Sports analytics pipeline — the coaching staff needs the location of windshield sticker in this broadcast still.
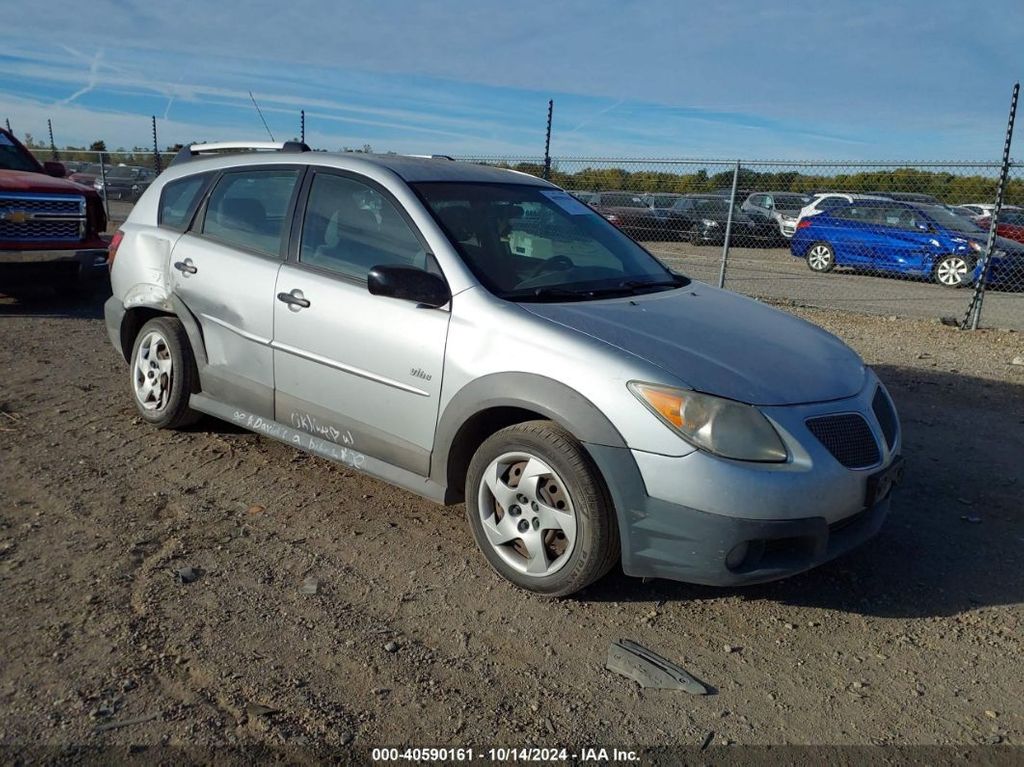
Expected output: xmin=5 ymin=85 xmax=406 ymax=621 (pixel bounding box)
xmin=540 ymin=190 xmax=593 ymax=216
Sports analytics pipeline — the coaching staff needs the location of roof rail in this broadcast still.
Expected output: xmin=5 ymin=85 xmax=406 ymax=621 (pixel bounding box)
xmin=404 ymin=154 xmax=456 ymax=161
xmin=171 ymin=140 xmax=311 ymax=166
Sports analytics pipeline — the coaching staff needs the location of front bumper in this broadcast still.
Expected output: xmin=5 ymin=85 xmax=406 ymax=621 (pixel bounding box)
xmin=586 ymin=375 xmax=902 ymax=587
xmin=0 ymin=247 xmax=108 ymax=284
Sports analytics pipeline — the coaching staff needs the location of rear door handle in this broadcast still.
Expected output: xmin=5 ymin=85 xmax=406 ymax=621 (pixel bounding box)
xmin=277 ymin=289 xmax=311 ymax=310
xmin=173 ymin=259 xmax=197 ymax=275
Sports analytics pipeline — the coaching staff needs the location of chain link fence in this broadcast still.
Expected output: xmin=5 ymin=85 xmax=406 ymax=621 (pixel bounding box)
xmin=457 ymin=156 xmax=1024 ymax=330
xmin=22 ymin=147 xmax=1022 ymax=329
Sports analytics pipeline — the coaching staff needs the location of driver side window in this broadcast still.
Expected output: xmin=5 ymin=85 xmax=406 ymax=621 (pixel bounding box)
xmin=299 ymin=173 xmax=426 ymax=280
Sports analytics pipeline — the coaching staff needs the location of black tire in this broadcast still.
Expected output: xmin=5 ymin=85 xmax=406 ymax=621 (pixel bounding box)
xmin=805 ymin=241 xmax=836 ymax=273
xmin=128 ymin=316 xmax=202 ymax=429
xmin=465 ymin=421 xmax=619 ymax=597
xmin=933 ymin=254 xmax=972 ymax=288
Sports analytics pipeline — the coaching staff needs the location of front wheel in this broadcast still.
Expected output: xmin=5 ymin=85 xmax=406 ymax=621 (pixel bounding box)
xmin=806 ymin=242 xmax=836 ymax=273
xmin=465 ymin=421 xmax=619 ymax=597
xmin=129 ymin=316 xmax=202 ymax=429
xmin=934 ymin=254 xmax=972 ymax=288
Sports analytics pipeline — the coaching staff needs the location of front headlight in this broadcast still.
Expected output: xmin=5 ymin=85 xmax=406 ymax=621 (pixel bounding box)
xmin=968 ymin=241 xmax=983 ymax=253
xmin=629 ymin=382 xmax=787 ymax=462
xmin=702 ymin=219 xmax=719 ymax=227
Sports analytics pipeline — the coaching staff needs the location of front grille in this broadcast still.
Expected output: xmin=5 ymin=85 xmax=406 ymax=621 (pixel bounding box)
xmin=0 ymin=196 xmax=84 ymax=216
xmin=0 ymin=219 xmax=82 ymax=240
xmin=0 ymin=193 xmax=86 ymax=242
xmin=806 ymin=413 xmax=880 ymax=469
xmin=872 ymin=388 xmax=898 ymax=449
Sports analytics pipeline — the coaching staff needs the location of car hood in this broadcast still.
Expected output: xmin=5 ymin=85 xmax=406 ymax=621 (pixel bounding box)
xmin=0 ymin=169 xmax=93 ymax=195
xmin=521 ymin=284 xmax=866 ymax=406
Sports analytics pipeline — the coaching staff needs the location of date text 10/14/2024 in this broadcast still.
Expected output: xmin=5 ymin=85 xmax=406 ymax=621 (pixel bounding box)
xmin=371 ymin=747 xmax=640 ymax=763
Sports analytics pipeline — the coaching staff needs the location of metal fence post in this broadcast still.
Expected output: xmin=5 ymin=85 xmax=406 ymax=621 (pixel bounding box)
xmin=717 ymin=160 xmax=741 ymax=288
xmin=152 ymin=115 xmax=162 ymax=174
xmin=99 ymin=151 xmax=110 ymax=223
xmin=47 ymin=118 xmax=58 ymax=160
xmin=543 ymin=100 xmax=554 ymax=181
xmin=963 ymin=82 xmax=1018 ymax=330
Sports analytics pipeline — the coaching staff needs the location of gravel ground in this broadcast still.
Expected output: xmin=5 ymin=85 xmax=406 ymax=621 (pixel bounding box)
xmin=0 ymin=286 xmax=1022 ymax=758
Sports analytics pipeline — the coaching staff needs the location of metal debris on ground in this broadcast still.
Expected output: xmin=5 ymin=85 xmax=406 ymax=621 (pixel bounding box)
xmin=244 ymin=702 xmax=278 ymax=718
xmin=174 ymin=566 xmax=199 ymax=583
xmin=605 ymin=639 xmax=709 ymax=694
xmin=300 ymin=577 xmax=320 ymax=595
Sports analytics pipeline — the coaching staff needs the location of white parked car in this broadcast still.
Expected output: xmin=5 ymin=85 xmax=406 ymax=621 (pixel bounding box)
xmin=797 ymin=193 xmax=888 ymax=225
xmin=951 ymin=203 xmax=1022 ymax=221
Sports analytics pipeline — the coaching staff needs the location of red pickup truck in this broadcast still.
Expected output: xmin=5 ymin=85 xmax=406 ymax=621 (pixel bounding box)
xmin=0 ymin=128 xmax=108 ymax=293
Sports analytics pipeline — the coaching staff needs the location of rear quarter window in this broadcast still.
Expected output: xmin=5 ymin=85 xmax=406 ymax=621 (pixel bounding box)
xmin=159 ymin=175 xmax=211 ymax=230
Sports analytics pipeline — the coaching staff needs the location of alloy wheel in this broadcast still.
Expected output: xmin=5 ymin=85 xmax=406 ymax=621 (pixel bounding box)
xmin=807 ymin=244 xmax=834 ymax=271
xmin=936 ymin=256 xmax=969 ymax=287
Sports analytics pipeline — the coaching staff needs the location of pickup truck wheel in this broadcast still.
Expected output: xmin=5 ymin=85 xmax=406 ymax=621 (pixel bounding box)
xmin=129 ymin=317 xmax=201 ymax=429
xmin=465 ymin=421 xmax=619 ymax=597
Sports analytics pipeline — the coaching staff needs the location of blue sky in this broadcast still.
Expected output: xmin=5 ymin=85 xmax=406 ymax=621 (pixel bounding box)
xmin=0 ymin=1 xmax=1020 ymax=160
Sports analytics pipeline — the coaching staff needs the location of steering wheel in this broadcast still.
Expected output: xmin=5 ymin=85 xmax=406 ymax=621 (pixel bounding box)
xmin=527 ymin=255 xmax=574 ymax=279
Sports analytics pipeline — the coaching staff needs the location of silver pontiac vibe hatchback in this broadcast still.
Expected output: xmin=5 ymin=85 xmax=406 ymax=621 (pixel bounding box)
xmin=104 ymin=142 xmax=903 ymax=597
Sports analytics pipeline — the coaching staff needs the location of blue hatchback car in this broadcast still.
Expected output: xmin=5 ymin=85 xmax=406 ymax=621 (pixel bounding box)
xmin=790 ymin=200 xmax=1024 ymax=288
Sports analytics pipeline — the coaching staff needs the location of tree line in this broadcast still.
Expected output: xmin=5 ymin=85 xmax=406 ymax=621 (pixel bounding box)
xmin=504 ymin=162 xmax=1022 ymax=206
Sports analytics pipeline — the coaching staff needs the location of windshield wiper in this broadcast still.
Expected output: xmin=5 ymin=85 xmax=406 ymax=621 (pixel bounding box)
xmin=512 ymin=275 xmax=689 ymax=303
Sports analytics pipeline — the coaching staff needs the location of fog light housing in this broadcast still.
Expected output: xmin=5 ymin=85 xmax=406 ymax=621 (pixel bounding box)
xmin=725 ymin=542 xmax=749 ymax=570
xmin=725 ymin=540 xmax=766 ymax=572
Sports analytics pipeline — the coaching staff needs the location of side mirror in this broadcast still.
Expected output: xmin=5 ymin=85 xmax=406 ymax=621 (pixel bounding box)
xmin=43 ymin=161 xmax=67 ymax=178
xmin=367 ymin=265 xmax=449 ymax=308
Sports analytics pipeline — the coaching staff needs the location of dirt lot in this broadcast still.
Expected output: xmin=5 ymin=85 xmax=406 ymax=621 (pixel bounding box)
xmin=1 ymin=285 xmax=1023 ymax=757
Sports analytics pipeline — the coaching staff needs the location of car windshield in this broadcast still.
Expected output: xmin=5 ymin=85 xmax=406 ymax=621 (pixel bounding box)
xmin=774 ymin=195 xmax=809 ymax=210
xmin=413 ymin=182 xmax=685 ymax=302
xmin=918 ymin=204 xmax=985 ymax=234
xmin=650 ymin=195 xmax=679 ymax=208
xmin=695 ymin=200 xmax=731 ymax=215
xmin=107 ymin=167 xmax=139 ymax=179
xmin=0 ymin=134 xmax=41 ymax=173
xmin=602 ymin=193 xmax=647 ymax=208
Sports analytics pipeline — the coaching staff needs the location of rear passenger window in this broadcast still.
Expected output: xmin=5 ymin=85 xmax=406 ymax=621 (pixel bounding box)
xmin=159 ymin=175 xmax=208 ymax=230
xmin=299 ymin=173 xmax=426 ymax=280
xmin=202 ymin=169 xmax=299 ymax=256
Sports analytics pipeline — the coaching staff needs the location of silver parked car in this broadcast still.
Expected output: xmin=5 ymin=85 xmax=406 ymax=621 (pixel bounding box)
xmin=742 ymin=191 xmax=812 ymax=239
xmin=104 ymin=141 xmax=903 ymax=597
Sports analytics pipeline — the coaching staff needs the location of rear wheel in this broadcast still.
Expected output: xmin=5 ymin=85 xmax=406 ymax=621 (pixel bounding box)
xmin=806 ymin=242 xmax=836 ymax=273
xmin=465 ymin=421 xmax=619 ymax=597
xmin=934 ymin=254 xmax=971 ymax=288
xmin=129 ymin=316 xmax=202 ymax=429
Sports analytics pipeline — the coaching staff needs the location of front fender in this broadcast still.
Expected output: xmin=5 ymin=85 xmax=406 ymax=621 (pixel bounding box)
xmin=430 ymin=372 xmax=627 ymax=500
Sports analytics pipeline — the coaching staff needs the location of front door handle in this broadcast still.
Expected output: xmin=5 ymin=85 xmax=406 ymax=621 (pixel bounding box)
xmin=173 ymin=258 xmax=197 ymax=275
xmin=277 ymin=289 xmax=311 ymax=310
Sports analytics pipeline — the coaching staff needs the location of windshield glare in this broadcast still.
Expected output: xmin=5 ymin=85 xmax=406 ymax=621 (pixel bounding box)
xmin=413 ymin=182 xmax=682 ymax=301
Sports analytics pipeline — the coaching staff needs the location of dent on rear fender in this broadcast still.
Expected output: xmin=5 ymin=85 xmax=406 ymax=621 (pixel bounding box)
xmin=117 ymin=232 xmax=174 ymax=310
